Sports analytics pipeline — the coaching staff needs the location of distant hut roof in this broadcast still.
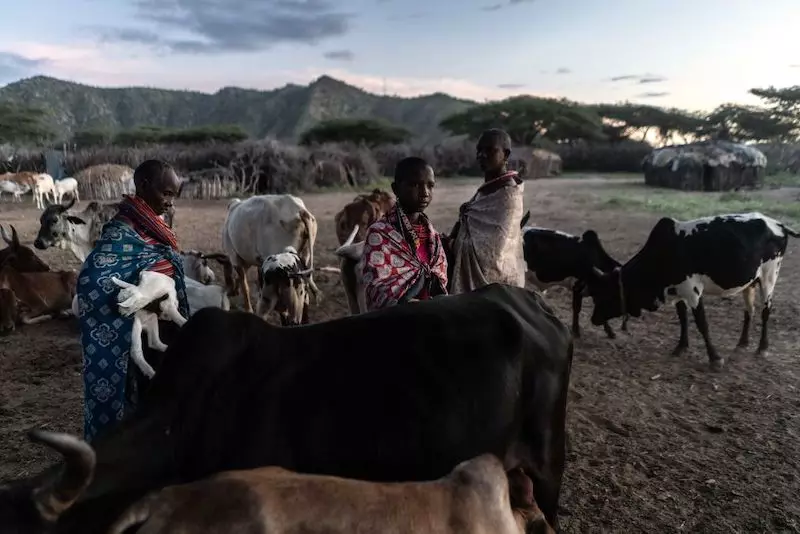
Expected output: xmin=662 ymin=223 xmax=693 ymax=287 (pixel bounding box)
xmin=644 ymin=140 xmax=767 ymax=172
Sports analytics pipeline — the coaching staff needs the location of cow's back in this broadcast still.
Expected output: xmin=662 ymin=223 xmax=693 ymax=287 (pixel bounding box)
xmin=222 ymin=195 xmax=308 ymax=264
xmin=143 ymin=284 xmax=571 ymax=480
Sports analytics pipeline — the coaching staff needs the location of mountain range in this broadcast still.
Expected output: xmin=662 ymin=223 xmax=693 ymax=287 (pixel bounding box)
xmin=0 ymin=75 xmax=476 ymax=143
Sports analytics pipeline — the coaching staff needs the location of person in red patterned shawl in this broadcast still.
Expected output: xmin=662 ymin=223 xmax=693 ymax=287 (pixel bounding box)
xmin=361 ymin=157 xmax=448 ymax=311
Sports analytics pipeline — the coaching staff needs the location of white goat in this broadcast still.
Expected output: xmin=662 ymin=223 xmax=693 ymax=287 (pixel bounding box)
xmin=52 ymin=177 xmax=79 ymax=204
xmin=33 ymin=173 xmax=56 ymax=210
xmin=184 ymin=277 xmax=230 ymax=315
xmin=0 ymin=180 xmax=30 ymax=202
xmin=111 ymin=271 xmax=188 ymax=378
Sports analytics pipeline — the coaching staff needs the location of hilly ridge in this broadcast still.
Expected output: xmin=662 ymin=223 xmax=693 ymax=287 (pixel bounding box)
xmin=0 ymin=75 xmax=476 ymax=143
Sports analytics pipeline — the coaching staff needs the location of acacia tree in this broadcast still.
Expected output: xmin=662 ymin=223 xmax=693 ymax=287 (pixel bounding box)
xmin=591 ymin=103 xmax=705 ymax=145
xmin=300 ymin=118 xmax=412 ymax=147
xmin=439 ymin=96 xmax=606 ymax=144
xmin=0 ymin=103 xmax=56 ymax=144
xmin=700 ymin=104 xmax=797 ymax=142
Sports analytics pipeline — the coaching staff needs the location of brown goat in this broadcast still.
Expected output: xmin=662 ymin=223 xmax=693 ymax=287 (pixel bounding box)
xmin=108 ymin=454 xmax=554 ymax=534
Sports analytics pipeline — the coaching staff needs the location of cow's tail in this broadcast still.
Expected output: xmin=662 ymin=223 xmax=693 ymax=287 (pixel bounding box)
xmin=106 ymin=492 xmax=159 ymax=534
xmin=781 ymin=223 xmax=800 ymax=238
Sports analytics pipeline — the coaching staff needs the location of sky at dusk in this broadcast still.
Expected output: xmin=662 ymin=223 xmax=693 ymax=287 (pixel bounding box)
xmin=0 ymin=0 xmax=798 ymax=111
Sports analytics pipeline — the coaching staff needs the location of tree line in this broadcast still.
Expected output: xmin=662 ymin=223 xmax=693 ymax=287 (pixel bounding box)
xmin=1 ymin=84 xmax=798 ymax=148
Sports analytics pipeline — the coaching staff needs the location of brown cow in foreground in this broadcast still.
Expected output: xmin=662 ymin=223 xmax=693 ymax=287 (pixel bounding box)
xmin=334 ymin=188 xmax=395 ymax=245
xmin=107 ymin=453 xmax=554 ymax=534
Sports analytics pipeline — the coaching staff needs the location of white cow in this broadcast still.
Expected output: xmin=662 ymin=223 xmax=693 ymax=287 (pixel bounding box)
xmin=32 ymin=173 xmax=56 ymax=210
xmin=0 ymin=180 xmax=31 ymax=202
xmin=221 ymin=195 xmax=321 ymax=313
xmin=52 ymin=177 xmax=79 ymax=204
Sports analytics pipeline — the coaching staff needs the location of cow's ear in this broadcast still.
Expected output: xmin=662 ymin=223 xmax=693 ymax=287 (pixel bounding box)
xmin=66 ymin=216 xmax=86 ymax=225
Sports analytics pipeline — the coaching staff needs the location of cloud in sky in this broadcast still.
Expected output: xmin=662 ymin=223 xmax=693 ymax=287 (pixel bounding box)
xmin=100 ymin=0 xmax=353 ymax=54
xmin=636 ymin=91 xmax=669 ymax=98
xmin=0 ymin=51 xmax=47 ymax=83
xmin=323 ymin=49 xmax=354 ymax=61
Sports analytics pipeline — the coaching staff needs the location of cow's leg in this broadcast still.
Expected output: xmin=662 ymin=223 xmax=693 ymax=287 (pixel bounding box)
xmin=690 ymin=298 xmax=723 ymax=370
xmin=671 ymin=301 xmax=690 ymax=356
xmin=301 ymin=299 xmax=310 ymax=324
xmin=20 ymin=313 xmax=55 ymax=325
xmin=570 ymin=284 xmax=582 ymax=338
xmin=756 ymin=260 xmax=781 ymax=355
xmin=236 ymin=264 xmax=253 ymax=312
xmin=735 ymin=284 xmax=756 ymax=350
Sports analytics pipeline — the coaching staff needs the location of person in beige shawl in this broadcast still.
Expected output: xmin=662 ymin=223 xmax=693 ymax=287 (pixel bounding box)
xmin=445 ymin=129 xmax=527 ymax=294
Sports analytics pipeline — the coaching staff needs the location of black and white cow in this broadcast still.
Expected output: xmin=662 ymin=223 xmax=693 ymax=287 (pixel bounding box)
xmin=585 ymin=212 xmax=800 ymax=370
xmin=522 ymin=226 xmax=627 ymax=339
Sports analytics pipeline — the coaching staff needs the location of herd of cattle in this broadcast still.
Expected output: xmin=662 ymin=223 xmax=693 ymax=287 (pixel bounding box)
xmin=0 ymin=172 xmax=799 ymax=533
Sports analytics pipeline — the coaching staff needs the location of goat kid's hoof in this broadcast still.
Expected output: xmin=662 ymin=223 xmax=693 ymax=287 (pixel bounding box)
xmin=709 ymin=359 xmax=725 ymax=371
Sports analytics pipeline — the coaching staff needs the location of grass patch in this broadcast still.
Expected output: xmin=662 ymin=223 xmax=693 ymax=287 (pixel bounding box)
xmin=596 ymin=186 xmax=800 ymax=225
xmin=764 ymin=172 xmax=800 ymax=188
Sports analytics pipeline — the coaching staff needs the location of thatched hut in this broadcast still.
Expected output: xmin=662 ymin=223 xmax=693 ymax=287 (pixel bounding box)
xmin=74 ymin=164 xmax=135 ymax=200
xmin=508 ymin=147 xmax=562 ymax=179
xmin=529 ymin=148 xmax=563 ymax=178
xmin=643 ymin=140 xmax=766 ymax=191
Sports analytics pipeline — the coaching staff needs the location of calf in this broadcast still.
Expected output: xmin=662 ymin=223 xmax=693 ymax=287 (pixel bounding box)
xmin=256 ymin=246 xmax=314 ymax=326
xmin=0 ymin=180 xmax=30 ymax=202
xmin=586 ymin=212 xmax=800 ymax=369
xmin=52 ymin=177 xmax=79 ymax=204
xmin=334 ymin=188 xmax=396 ymax=245
xmin=522 ymin=226 xmax=627 ymax=339
xmin=181 ymin=250 xmax=230 ymax=285
xmin=185 ymin=277 xmax=231 ymax=316
xmin=111 ymin=271 xmax=189 ymax=378
xmin=107 ymin=454 xmax=554 ymax=534
xmin=0 ymin=263 xmax=78 ymax=326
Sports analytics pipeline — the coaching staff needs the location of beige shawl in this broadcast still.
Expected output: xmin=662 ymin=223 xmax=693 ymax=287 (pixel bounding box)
xmin=450 ymin=180 xmax=526 ymax=294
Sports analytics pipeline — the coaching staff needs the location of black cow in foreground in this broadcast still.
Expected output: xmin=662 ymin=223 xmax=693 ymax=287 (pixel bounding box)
xmin=522 ymin=226 xmax=627 ymax=339
xmin=586 ymin=212 xmax=800 ymax=370
xmin=0 ymin=282 xmax=573 ymax=533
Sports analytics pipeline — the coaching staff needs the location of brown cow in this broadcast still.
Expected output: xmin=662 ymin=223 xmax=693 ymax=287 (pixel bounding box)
xmin=0 ymin=263 xmax=78 ymax=327
xmin=0 ymin=224 xmax=51 ymax=272
xmin=334 ymin=188 xmax=395 ymax=245
xmin=108 ymin=453 xmax=554 ymax=534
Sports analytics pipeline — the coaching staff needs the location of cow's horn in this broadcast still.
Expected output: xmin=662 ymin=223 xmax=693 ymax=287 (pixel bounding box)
xmin=296 ymin=268 xmax=313 ymax=277
xmin=28 ymin=429 xmax=96 ymax=521
xmin=591 ymin=266 xmax=604 ymax=278
xmin=9 ymin=225 xmax=19 ymax=247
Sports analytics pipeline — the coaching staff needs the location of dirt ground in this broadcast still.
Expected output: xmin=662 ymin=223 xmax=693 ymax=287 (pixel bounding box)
xmin=1 ymin=177 xmax=799 ymax=533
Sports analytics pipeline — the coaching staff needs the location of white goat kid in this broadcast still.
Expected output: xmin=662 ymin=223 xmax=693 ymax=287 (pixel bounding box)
xmin=111 ymin=271 xmax=188 ymax=378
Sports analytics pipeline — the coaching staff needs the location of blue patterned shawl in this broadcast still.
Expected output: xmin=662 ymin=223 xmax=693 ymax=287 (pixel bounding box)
xmin=76 ymin=219 xmax=189 ymax=443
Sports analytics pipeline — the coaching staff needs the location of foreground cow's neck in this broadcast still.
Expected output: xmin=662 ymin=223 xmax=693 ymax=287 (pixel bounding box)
xmin=63 ymin=218 xmax=94 ymax=263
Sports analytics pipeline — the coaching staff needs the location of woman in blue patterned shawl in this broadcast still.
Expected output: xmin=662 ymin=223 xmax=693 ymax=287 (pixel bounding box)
xmin=75 ymin=159 xmax=189 ymax=443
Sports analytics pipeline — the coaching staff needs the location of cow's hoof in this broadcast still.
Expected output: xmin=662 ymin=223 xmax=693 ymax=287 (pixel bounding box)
xmin=757 ymin=348 xmax=770 ymax=358
xmin=733 ymin=344 xmax=748 ymax=353
xmin=709 ymin=358 xmax=725 ymax=371
xmin=671 ymin=346 xmax=688 ymax=357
